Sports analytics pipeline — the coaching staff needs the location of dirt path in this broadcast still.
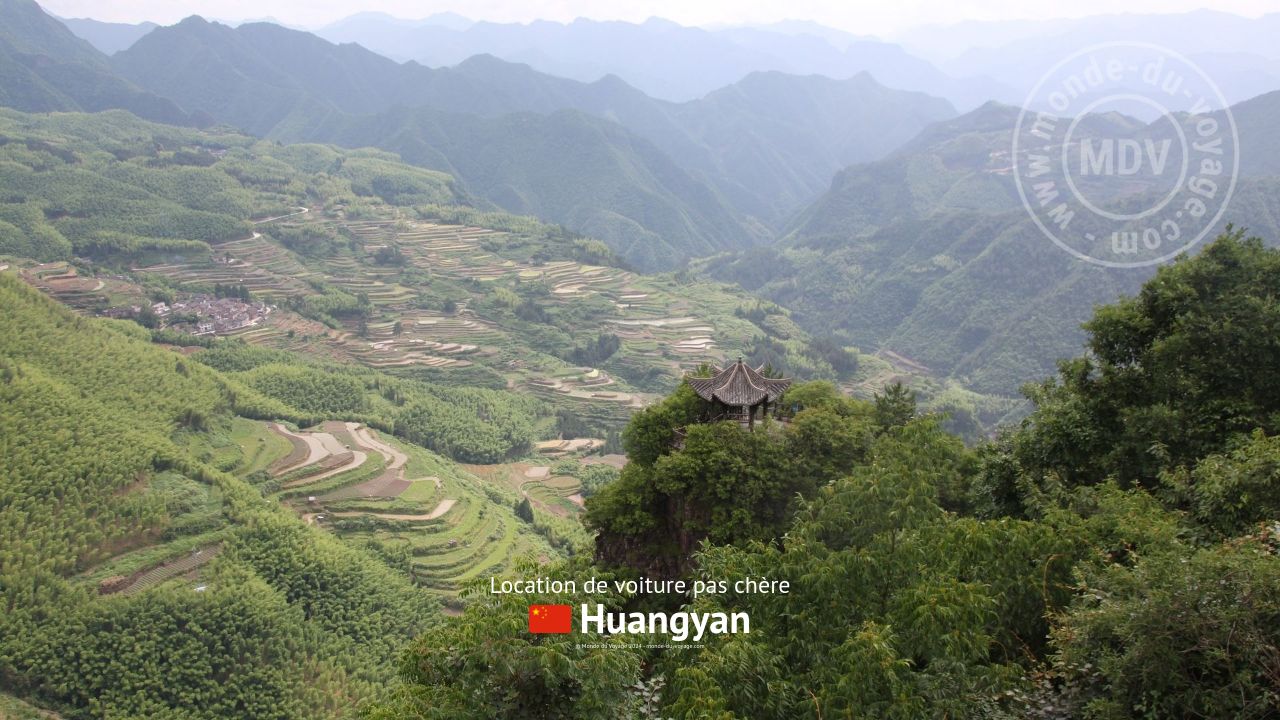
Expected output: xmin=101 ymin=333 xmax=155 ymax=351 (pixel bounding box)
xmin=253 ymin=206 xmax=309 ymax=225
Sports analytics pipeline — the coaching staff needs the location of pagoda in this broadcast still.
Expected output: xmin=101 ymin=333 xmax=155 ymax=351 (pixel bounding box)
xmin=686 ymin=359 xmax=791 ymax=430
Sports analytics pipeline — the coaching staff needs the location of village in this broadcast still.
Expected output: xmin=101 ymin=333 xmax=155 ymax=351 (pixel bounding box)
xmin=103 ymin=292 xmax=273 ymax=336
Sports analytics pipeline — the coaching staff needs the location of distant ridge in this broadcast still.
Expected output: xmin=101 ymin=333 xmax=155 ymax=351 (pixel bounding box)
xmin=0 ymin=0 xmax=186 ymax=122
xmin=107 ymin=15 xmax=955 ymax=267
xmin=704 ymin=93 xmax=1280 ymax=395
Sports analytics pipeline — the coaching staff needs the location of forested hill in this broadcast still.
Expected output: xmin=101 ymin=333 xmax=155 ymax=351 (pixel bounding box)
xmin=105 ymin=15 xmax=763 ymax=270
xmin=0 ymin=107 xmax=462 ymax=263
xmin=701 ymin=95 xmax=1280 ymax=396
xmin=0 ymin=108 xmax=602 ymax=717
xmin=0 ymin=271 xmax=439 ymax=718
xmin=97 ymin=12 xmax=954 ymax=267
xmin=371 ymin=231 xmax=1280 ymax=719
xmin=0 ymin=0 xmax=187 ymax=124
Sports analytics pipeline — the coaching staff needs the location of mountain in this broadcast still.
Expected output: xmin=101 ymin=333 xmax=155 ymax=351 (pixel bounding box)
xmin=927 ymin=11 xmax=1280 ymax=108
xmin=108 ymin=16 xmax=954 ymax=266
xmin=0 ymin=0 xmax=186 ymax=122
xmin=315 ymin=13 xmax=1010 ymax=110
xmin=300 ymin=106 xmax=754 ymax=269
xmin=107 ymin=17 xmax=758 ymax=269
xmin=57 ymin=15 xmax=157 ymax=54
xmin=425 ymin=55 xmax=957 ymax=225
xmin=1230 ymin=90 xmax=1280 ymax=177
xmin=667 ymin=71 xmax=955 ymax=222
xmin=702 ymin=95 xmax=1280 ymax=395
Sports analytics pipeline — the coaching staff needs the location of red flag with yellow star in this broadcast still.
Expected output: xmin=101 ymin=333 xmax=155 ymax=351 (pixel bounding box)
xmin=528 ymin=604 xmax=572 ymax=633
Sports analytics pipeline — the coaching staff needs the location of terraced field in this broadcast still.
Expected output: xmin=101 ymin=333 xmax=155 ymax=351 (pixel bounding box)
xmin=72 ymin=415 xmax=554 ymax=607
xmin=16 ymin=261 xmax=147 ymax=312
xmin=139 ymin=233 xmax=314 ymax=299
xmin=521 ymin=465 xmax=584 ymax=515
xmin=534 ymin=437 xmax=604 ymax=458
xmin=20 ymin=201 xmax=807 ymax=438
xmin=267 ymin=420 xmax=555 ymax=603
xmin=107 ymin=545 xmax=223 ymax=596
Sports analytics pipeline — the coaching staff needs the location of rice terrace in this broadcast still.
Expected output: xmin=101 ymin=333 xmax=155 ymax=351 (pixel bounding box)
xmin=16 ymin=196 xmax=793 ymax=609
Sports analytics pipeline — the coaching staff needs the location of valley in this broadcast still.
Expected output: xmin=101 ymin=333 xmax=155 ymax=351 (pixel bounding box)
xmin=1 ymin=0 xmax=1279 ymax=717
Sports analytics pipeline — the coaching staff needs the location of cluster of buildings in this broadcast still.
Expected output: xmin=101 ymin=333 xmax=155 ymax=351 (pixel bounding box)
xmin=103 ymin=294 xmax=272 ymax=335
xmin=165 ymin=295 xmax=273 ymax=335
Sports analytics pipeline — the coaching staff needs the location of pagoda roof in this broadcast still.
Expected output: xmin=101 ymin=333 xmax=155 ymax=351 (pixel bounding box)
xmin=686 ymin=359 xmax=791 ymax=407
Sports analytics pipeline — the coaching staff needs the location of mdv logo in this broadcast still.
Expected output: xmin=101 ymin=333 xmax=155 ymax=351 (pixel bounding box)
xmin=1079 ymin=138 xmax=1173 ymax=176
xmin=1013 ymin=42 xmax=1239 ymax=268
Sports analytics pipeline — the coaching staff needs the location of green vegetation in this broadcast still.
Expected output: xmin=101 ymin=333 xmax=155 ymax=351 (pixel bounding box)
xmin=2 ymin=19 xmax=1278 ymax=710
xmin=699 ymin=102 xmax=1280 ymax=402
xmin=976 ymin=231 xmax=1280 ymax=519
xmin=1 ymin=109 xmax=846 ymax=417
xmin=392 ymin=385 xmax=537 ymax=463
xmin=370 ymin=559 xmax=644 ymax=720
xmin=585 ymin=382 xmax=881 ymax=578
xmin=0 ymin=107 xmax=461 ymax=265
xmin=195 ymin=346 xmax=542 ymax=464
xmin=0 ymin=107 xmax=881 ymax=450
xmin=0 ymin=273 xmax=439 ymax=718
xmin=384 ymin=230 xmax=1280 ymax=719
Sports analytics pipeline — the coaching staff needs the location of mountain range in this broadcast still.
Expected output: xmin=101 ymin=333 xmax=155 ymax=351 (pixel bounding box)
xmin=1 ymin=1 xmax=955 ymax=269
xmin=101 ymin=14 xmax=955 ymax=268
xmin=701 ymin=92 xmax=1280 ymax=394
xmin=310 ymin=11 xmax=1280 ymax=112
xmin=314 ymin=14 xmax=1011 ymax=110
xmin=0 ymin=0 xmax=186 ymax=124
xmin=57 ymin=8 xmax=1280 ymax=113
xmin=5 ymin=0 xmax=1280 ymax=394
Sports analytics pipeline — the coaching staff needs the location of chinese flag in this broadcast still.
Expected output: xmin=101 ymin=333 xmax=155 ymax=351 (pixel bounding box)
xmin=528 ymin=604 xmax=572 ymax=634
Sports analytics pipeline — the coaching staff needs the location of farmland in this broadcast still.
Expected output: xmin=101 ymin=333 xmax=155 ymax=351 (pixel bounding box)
xmin=29 ymin=202 xmax=825 ymax=435
xmin=135 ymin=210 xmax=742 ymax=394
xmin=68 ymin=408 xmax=565 ymax=608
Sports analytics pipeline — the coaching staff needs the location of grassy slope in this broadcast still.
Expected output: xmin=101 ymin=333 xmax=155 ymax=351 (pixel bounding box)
xmin=0 ymin=266 xmax=559 ymax=717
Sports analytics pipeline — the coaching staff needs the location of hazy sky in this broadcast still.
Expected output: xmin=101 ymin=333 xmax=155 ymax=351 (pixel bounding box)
xmin=37 ymin=0 xmax=1280 ymax=36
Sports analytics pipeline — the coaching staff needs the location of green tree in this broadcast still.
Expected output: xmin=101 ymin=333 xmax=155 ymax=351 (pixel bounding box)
xmin=873 ymin=381 xmax=916 ymax=432
xmin=370 ymin=559 xmax=643 ymax=720
xmin=664 ymin=420 xmax=1072 ymax=719
xmin=976 ymin=230 xmax=1280 ymax=515
xmin=1049 ymin=529 xmax=1280 ymax=719
xmin=586 ymin=381 xmax=864 ymax=579
xmin=514 ymin=497 xmax=534 ymax=523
